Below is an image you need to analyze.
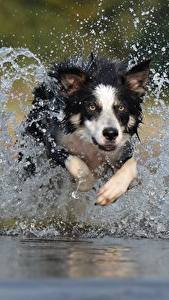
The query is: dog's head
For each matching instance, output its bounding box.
[55,56,151,151]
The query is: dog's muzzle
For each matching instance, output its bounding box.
[92,137,117,152]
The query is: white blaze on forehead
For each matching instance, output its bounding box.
[84,84,129,148]
[93,84,117,109]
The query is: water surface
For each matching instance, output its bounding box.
[1,236,169,279]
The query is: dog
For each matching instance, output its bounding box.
[24,54,150,206]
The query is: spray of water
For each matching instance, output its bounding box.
[0,2,169,238]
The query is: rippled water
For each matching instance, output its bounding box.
[1,236,169,279]
[0,1,169,239]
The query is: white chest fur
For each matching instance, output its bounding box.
[59,131,121,176]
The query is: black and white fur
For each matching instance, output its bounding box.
[25,54,150,205]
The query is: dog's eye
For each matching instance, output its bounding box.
[89,104,96,111]
[118,105,125,111]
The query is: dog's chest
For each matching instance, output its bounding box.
[59,132,119,175]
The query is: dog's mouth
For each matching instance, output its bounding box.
[92,137,117,152]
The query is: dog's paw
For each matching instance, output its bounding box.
[95,173,129,206]
[65,155,95,192]
[95,158,137,206]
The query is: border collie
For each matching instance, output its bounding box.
[25,54,150,206]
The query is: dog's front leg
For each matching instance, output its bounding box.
[95,158,137,206]
[65,155,95,192]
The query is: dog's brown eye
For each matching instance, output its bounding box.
[118,105,125,111]
[89,105,96,111]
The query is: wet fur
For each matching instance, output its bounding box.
[24,54,150,205]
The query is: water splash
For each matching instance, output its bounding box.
[0,2,169,238]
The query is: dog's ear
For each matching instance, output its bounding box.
[59,68,88,96]
[126,59,151,95]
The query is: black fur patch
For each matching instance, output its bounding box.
[24,54,150,168]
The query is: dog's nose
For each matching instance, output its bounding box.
[102,127,118,141]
